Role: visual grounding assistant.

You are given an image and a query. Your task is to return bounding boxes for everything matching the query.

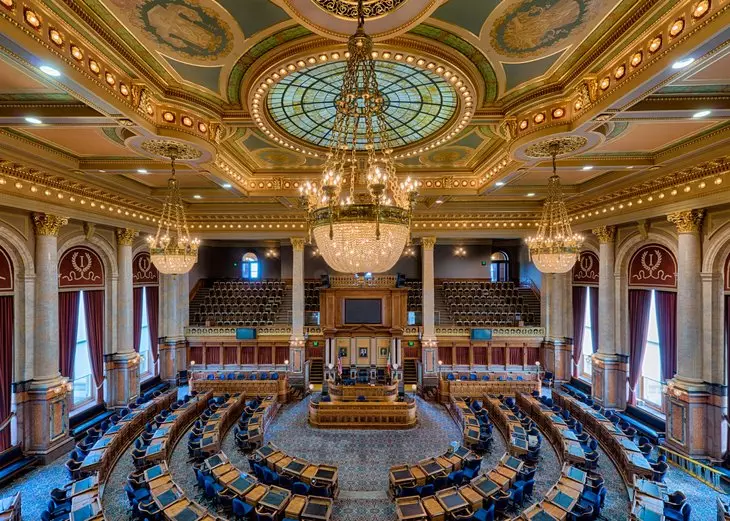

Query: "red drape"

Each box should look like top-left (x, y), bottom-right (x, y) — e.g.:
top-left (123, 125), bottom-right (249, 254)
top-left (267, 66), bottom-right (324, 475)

top-left (725, 296), bottom-right (730, 445)
top-left (589, 286), bottom-right (599, 356)
top-left (491, 346), bottom-right (505, 366)
top-left (189, 345), bottom-right (203, 365)
top-left (455, 346), bottom-right (469, 365)
top-left (473, 346), bottom-right (487, 365)
top-left (572, 286), bottom-right (587, 378)
top-left (59, 291), bottom-right (80, 378)
top-left (224, 346), bottom-right (238, 365)
top-left (655, 290), bottom-right (677, 382)
top-left (147, 286), bottom-right (159, 362)
top-left (0, 296), bottom-right (13, 451)
top-left (241, 346), bottom-right (255, 365)
top-left (628, 289), bottom-right (652, 404)
top-left (83, 290), bottom-right (105, 392)
top-left (206, 346), bottom-right (221, 365)
top-left (508, 347), bottom-right (522, 365)
top-left (258, 347), bottom-right (272, 365)
top-left (275, 346), bottom-right (289, 365)
top-left (132, 287), bottom-right (144, 353)
top-left (438, 346), bottom-right (452, 365)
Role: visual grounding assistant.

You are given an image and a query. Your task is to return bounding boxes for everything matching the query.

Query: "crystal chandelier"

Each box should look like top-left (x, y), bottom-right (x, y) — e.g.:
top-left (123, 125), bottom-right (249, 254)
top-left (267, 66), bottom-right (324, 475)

top-left (525, 144), bottom-right (583, 273)
top-left (299, 0), bottom-right (418, 274)
top-left (147, 148), bottom-right (200, 275)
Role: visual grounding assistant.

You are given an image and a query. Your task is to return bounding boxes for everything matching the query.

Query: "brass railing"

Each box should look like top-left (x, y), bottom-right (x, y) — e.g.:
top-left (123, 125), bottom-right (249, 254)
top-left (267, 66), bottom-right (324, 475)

top-left (658, 445), bottom-right (726, 491)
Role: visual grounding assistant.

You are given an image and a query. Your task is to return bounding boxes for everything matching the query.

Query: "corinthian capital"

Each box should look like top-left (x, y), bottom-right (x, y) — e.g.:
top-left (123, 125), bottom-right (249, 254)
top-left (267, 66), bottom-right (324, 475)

top-left (290, 237), bottom-right (306, 251)
top-left (421, 236), bottom-right (436, 250)
top-left (32, 213), bottom-right (68, 237)
top-left (116, 228), bottom-right (137, 246)
top-left (668, 209), bottom-right (704, 233)
top-left (592, 225), bottom-right (615, 244)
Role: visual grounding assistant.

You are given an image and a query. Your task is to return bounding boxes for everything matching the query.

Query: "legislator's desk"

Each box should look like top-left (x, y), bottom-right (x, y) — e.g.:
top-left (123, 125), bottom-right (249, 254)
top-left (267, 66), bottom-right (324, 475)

top-left (328, 380), bottom-right (399, 402)
top-left (198, 393), bottom-right (246, 457)
top-left (254, 442), bottom-right (339, 497)
top-left (631, 477), bottom-right (668, 521)
top-left (190, 372), bottom-right (288, 403)
top-left (309, 396), bottom-right (417, 429)
top-left (553, 391), bottom-right (653, 484)
top-left (0, 493), bottom-right (20, 521)
top-left (483, 395), bottom-right (531, 456)
top-left (396, 496), bottom-right (428, 521)
top-left (439, 373), bottom-right (541, 403)
top-left (388, 446), bottom-right (476, 497)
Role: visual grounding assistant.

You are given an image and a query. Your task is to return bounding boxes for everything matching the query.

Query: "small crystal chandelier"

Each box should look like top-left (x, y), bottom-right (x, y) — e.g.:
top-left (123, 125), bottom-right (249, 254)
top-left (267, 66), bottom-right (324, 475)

top-left (525, 144), bottom-right (583, 273)
top-left (147, 148), bottom-right (200, 275)
top-left (299, 0), bottom-right (418, 274)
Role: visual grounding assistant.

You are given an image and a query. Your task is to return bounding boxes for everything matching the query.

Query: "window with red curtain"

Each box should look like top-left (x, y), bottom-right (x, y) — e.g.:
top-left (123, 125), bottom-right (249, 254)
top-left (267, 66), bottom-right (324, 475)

top-left (0, 296), bottom-right (13, 452)
top-left (438, 346), bottom-right (452, 365)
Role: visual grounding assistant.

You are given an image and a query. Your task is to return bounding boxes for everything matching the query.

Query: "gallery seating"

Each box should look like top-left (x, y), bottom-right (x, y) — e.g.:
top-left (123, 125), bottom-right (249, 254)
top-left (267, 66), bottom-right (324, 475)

top-left (191, 279), bottom-right (286, 326)
top-left (439, 281), bottom-right (537, 327)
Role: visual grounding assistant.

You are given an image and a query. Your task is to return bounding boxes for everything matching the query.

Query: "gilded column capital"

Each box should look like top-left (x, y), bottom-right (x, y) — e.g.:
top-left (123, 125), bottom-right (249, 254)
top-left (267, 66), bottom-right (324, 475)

top-left (32, 213), bottom-right (68, 237)
top-left (668, 209), bottom-right (705, 233)
top-left (421, 236), bottom-right (437, 250)
top-left (290, 237), bottom-right (306, 251)
top-left (592, 225), bottom-right (616, 244)
top-left (116, 228), bottom-right (137, 246)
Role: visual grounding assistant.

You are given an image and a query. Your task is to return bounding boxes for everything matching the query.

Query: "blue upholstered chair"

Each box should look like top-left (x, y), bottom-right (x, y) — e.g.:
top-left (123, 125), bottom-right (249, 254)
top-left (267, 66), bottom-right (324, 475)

top-left (472, 503), bottom-right (495, 521)
top-left (232, 497), bottom-right (254, 519)
top-left (292, 481), bottom-right (310, 496)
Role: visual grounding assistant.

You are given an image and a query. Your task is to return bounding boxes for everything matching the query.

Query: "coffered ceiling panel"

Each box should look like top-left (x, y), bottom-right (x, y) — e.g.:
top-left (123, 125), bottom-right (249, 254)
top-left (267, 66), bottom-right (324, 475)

top-left (15, 127), bottom-right (137, 157)
top-left (590, 121), bottom-right (718, 154)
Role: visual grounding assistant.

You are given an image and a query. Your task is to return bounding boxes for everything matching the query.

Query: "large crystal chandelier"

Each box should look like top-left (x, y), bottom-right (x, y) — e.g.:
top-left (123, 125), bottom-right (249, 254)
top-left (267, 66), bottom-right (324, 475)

top-left (299, 0), bottom-right (418, 274)
top-left (525, 143), bottom-right (583, 273)
top-left (147, 147), bottom-right (200, 275)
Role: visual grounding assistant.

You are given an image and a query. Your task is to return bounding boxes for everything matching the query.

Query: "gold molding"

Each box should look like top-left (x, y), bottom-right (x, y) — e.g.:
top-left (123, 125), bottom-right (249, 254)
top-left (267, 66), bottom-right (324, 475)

top-left (523, 136), bottom-right (589, 158)
top-left (421, 236), bottom-right (436, 250)
top-left (290, 237), bottom-right (306, 251)
top-left (667, 209), bottom-right (705, 233)
top-left (32, 212), bottom-right (68, 236)
top-left (115, 228), bottom-right (137, 246)
top-left (592, 225), bottom-right (616, 244)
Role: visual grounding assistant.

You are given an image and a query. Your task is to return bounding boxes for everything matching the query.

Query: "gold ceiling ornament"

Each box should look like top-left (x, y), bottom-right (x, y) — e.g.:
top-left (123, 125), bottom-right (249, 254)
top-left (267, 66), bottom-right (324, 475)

top-left (525, 142), bottom-right (583, 274)
top-left (592, 225), bottom-right (616, 244)
top-left (115, 228), bottom-right (137, 246)
top-left (667, 209), bottom-right (705, 233)
top-left (299, 0), bottom-right (418, 274)
top-left (523, 136), bottom-right (588, 158)
top-left (140, 140), bottom-right (203, 161)
top-left (146, 145), bottom-right (200, 275)
top-left (312, 0), bottom-right (405, 19)
top-left (32, 213), bottom-right (68, 237)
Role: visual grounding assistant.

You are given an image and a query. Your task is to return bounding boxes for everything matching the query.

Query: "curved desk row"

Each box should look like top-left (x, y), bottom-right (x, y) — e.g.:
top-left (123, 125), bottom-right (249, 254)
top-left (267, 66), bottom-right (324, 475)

top-left (440, 374), bottom-right (540, 403)
top-left (308, 398), bottom-right (417, 429)
top-left (388, 445), bottom-right (478, 497)
top-left (327, 380), bottom-right (399, 402)
top-left (197, 393), bottom-right (246, 458)
top-left (203, 452), bottom-right (334, 521)
top-left (190, 376), bottom-right (288, 403)
top-left (237, 395), bottom-right (279, 451)
top-left (516, 393), bottom-right (586, 467)
top-left (552, 391), bottom-right (653, 484)
top-left (517, 464), bottom-right (588, 521)
top-left (448, 398), bottom-right (491, 449)
top-left (254, 443), bottom-right (339, 497)
top-left (483, 395), bottom-right (531, 456)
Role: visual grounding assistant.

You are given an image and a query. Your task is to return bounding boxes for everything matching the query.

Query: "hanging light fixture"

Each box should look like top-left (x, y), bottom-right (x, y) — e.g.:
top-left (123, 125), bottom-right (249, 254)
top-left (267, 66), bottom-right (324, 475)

top-left (146, 144), bottom-right (200, 275)
top-left (299, 0), bottom-right (418, 274)
top-left (525, 143), bottom-right (583, 273)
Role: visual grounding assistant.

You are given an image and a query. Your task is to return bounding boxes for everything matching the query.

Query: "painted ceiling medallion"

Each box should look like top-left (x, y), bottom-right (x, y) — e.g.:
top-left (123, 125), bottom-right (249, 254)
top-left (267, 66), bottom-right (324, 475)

top-left (272, 0), bottom-right (439, 41)
top-left (524, 136), bottom-right (588, 158)
top-left (140, 139), bottom-right (203, 160)
top-left (311, 0), bottom-right (406, 20)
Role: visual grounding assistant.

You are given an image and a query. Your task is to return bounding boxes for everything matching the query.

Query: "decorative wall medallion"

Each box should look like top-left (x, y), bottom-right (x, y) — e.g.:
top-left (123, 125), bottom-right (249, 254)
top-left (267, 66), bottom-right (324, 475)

top-left (133, 252), bottom-right (159, 286)
top-left (107, 0), bottom-right (238, 63)
top-left (59, 246), bottom-right (104, 289)
top-left (311, 0), bottom-right (405, 20)
top-left (0, 245), bottom-right (13, 292)
top-left (628, 244), bottom-right (677, 288)
top-left (523, 136), bottom-right (588, 158)
top-left (572, 250), bottom-right (598, 285)
top-left (489, 0), bottom-right (614, 59)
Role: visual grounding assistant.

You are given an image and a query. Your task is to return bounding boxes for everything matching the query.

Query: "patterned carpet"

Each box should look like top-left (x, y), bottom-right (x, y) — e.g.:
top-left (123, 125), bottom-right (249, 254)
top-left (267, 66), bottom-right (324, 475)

top-left (0, 390), bottom-right (728, 520)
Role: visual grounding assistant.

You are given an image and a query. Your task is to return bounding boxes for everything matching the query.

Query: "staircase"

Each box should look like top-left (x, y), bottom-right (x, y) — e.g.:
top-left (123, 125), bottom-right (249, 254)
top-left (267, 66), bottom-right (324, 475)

top-left (189, 287), bottom-right (210, 324)
top-left (274, 284), bottom-right (293, 324)
top-left (433, 283), bottom-right (454, 326)
top-left (309, 359), bottom-right (324, 384)
top-left (403, 359), bottom-right (418, 385)
top-left (517, 285), bottom-right (541, 326)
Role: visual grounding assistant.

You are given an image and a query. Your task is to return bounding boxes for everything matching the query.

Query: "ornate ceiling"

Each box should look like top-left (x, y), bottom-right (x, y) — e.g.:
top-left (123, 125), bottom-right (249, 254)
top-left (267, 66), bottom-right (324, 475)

top-left (0, 0), bottom-right (728, 238)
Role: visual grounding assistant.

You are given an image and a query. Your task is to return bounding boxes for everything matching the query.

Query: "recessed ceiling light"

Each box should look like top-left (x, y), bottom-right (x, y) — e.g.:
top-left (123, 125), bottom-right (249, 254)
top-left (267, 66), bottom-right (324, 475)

top-left (692, 110), bottom-right (711, 118)
top-left (495, 181), bottom-right (505, 186)
top-left (136, 168), bottom-right (147, 174)
top-left (526, 192), bottom-right (535, 197)
top-left (435, 199), bottom-right (443, 204)
top-left (222, 183), bottom-right (232, 189)
top-left (582, 166), bottom-right (593, 171)
top-left (39, 65), bottom-right (61, 77)
top-left (98, 170), bottom-right (106, 173)
top-left (193, 194), bottom-right (202, 199)
top-left (672, 57), bottom-right (695, 69)
top-left (24, 116), bottom-right (42, 124)
top-left (626, 166), bottom-right (634, 169)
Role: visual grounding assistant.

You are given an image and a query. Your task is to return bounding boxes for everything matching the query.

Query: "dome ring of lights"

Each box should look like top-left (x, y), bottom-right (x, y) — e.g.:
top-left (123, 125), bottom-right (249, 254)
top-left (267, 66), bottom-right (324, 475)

top-left (248, 47), bottom-right (476, 157)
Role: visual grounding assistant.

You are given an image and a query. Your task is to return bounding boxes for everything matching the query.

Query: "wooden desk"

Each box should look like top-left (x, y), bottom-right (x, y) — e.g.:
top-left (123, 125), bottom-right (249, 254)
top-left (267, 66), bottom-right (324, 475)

top-left (422, 496), bottom-right (445, 521)
top-left (521, 503), bottom-right (561, 520)
top-left (284, 495), bottom-right (306, 519)
top-left (435, 487), bottom-right (469, 515)
top-left (0, 493), bottom-right (20, 521)
top-left (396, 496), bottom-right (427, 521)
top-left (487, 470), bottom-right (510, 491)
top-left (469, 476), bottom-right (501, 501)
top-left (301, 496), bottom-right (334, 521)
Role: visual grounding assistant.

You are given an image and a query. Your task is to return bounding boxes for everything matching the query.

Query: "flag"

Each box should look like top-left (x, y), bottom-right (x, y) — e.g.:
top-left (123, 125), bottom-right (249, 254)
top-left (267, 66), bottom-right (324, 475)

top-left (337, 356), bottom-right (342, 376)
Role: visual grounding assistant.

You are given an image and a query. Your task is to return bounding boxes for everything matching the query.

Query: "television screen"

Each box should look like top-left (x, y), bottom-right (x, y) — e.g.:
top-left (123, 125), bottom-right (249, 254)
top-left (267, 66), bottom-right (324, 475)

top-left (471, 329), bottom-right (493, 341)
top-left (236, 328), bottom-right (257, 340)
top-left (344, 299), bottom-right (382, 324)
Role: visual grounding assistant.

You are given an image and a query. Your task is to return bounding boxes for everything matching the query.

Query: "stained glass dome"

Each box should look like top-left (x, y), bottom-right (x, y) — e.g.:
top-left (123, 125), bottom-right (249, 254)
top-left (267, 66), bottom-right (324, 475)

top-left (266, 60), bottom-right (458, 149)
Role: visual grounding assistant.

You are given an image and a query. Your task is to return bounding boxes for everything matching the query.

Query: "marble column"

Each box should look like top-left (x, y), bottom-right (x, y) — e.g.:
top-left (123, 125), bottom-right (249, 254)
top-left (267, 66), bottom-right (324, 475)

top-left (420, 237), bottom-right (438, 387)
top-left (22, 213), bottom-right (73, 461)
top-left (105, 229), bottom-right (140, 407)
top-left (666, 210), bottom-right (713, 457)
top-left (591, 226), bottom-right (627, 409)
top-left (289, 238), bottom-right (306, 386)
top-left (159, 274), bottom-right (179, 382)
top-left (541, 272), bottom-right (572, 381)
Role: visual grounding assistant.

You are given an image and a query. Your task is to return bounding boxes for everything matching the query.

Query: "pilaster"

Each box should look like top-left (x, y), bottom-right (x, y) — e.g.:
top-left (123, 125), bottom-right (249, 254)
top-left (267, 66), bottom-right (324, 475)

top-left (421, 237), bottom-right (438, 388)
top-left (289, 238), bottom-right (306, 385)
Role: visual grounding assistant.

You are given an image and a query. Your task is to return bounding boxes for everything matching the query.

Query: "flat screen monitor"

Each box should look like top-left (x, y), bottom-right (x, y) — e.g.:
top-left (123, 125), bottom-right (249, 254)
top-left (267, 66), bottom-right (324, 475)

top-left (344, 299), bottom-right (382, 324)
top-left (471, 329), bottom-right (493, 340)
top-left (236, 328), bottom-right (256, 340)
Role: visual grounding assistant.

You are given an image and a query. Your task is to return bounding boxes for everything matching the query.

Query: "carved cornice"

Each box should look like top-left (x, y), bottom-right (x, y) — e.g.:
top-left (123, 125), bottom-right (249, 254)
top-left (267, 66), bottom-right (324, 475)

top-left (32, 213), bottom-right (68, 236)
top-left (421, 236), bottom-right (436, 250)
top-left (116, 228), bottom-right (137, 246)
top-left (290, 237), bottom-right (306, 251)
top-left (592, 225), bottom-right (616, 244)
top-left (668, 209), bottom-right (705, 233)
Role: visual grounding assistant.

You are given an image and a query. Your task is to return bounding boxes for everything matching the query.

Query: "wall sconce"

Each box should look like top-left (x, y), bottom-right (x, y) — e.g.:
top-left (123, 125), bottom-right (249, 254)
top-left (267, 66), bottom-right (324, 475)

top-left (402, 247), bottom-right (416, 257)
top-left (265, 249), bottom-right (279, 258)
top-left (454, 246), bottom-right (467, 257)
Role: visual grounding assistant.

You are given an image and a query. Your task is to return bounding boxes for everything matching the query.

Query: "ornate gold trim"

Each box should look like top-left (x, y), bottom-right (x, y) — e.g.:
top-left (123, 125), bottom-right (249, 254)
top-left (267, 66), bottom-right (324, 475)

top-left (592, 225), bottom-right (616, 244)
top-left (421, 236), bottom-right (436, 250)
top-left (32, 213), bottom-right (68, 236)
top-left (668, 209), bottom-right (705, 233)
top-left (290, 237), bottom-right (306, 251)
top-left (116, 228), bottom-right (137, 246)
top-left (523, 136), bottom-right (589, 158)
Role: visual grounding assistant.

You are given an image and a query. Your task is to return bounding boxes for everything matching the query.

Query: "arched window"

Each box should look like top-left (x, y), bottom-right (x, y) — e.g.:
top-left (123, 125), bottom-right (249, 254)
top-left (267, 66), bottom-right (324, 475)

top-left (490, 251), bottom-right (509, 281)
top-left (242, 252), bottom-right (259, 280)
top-left (72, 291), bottom-right (96, 409)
